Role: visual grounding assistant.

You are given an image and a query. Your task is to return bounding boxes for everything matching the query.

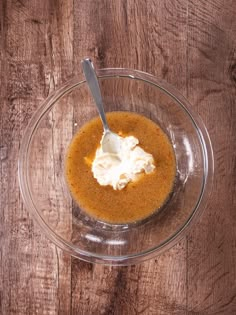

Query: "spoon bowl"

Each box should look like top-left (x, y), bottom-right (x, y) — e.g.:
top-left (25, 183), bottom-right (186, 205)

top-left (101, 130), bottom-right (121, 153)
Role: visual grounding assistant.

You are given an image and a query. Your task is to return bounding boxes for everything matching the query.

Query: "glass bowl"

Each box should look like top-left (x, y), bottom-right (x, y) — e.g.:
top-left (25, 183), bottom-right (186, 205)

top-left (18, 68), bottom-right (214, 265)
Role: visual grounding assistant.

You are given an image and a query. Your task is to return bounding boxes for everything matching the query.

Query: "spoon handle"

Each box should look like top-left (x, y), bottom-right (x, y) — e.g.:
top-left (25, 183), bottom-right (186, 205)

top-left (81, 58), bottom-right (109, 132)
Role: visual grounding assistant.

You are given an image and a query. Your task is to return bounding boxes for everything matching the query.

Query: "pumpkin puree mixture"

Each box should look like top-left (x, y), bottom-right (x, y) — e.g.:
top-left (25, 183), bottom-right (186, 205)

top-left (65, 112), bottom-right (176, 224)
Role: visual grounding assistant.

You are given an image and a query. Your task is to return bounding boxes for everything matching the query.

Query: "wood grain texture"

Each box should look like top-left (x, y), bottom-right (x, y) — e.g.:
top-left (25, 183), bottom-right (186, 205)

top-left (0, 0), bottom-right (73, 314)
top-left (0, 0), bottom-right (236, 314)
top-left (186, 1), bottom-right (236, 314)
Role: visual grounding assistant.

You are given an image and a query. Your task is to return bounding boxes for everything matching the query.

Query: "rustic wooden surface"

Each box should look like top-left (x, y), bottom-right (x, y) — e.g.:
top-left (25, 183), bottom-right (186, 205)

top-left (1, 0), bottom-right (236, 314)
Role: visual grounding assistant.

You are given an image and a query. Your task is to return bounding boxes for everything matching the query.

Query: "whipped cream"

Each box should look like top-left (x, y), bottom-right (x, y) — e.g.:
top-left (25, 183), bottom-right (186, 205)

top-left (91, 134), bottom-right (155, 190)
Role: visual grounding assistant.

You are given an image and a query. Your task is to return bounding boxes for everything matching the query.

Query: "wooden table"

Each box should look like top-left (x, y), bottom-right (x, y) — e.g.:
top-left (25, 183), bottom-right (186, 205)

top-left (1, 1), bottom-right (236, 314)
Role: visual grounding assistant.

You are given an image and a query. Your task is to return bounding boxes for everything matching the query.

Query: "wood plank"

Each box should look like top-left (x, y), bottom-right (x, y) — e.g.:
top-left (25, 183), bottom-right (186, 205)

top-left (0, 0), bottom-right (73, 314)
top-left (0, 0), bottom-right (236, 314)
top-left (72, 244), bottom-right (187, 315)
top-left (72, 1), bottom-right (188, 314)
top-left (186, 1), bottom-right (236, 314)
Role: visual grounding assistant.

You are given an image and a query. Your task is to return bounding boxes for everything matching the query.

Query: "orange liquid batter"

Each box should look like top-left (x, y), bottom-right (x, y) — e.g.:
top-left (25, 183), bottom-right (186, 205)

top-left (65, 112), bottom-right (176, 224)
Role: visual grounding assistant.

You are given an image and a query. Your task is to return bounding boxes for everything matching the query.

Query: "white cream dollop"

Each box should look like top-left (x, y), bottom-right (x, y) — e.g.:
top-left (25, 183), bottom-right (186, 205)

top-left (91, 134), bottom-right (155, 190)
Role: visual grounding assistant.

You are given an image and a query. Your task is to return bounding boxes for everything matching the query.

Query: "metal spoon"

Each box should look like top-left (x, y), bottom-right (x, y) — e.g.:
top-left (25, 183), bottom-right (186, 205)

top-left (81, 58), bottom-right (121, 154)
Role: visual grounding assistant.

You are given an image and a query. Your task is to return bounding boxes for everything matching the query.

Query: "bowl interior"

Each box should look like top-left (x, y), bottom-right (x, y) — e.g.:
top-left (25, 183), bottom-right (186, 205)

top-left (19, 70), bottom-right (211, 264)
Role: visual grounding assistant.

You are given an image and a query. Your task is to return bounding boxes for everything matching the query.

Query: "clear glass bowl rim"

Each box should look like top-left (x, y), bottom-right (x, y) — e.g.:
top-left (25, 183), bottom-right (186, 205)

top-left (18, 68), bottom-right (214, 265)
